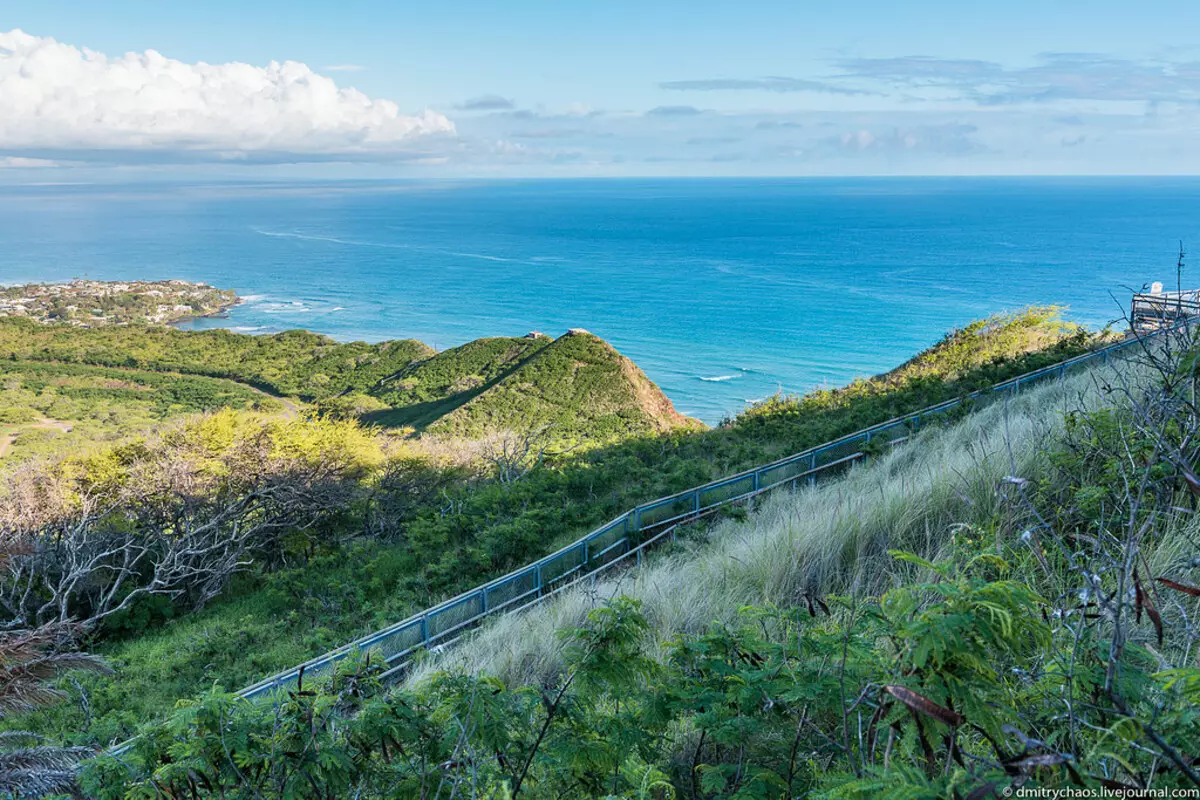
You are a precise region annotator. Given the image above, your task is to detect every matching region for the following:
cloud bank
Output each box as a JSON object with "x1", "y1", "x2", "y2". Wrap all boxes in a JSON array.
[
  {"x1": 836, "y1": 53, "x2": 1200, "y2": 105},
  {"x1": 820, "y1": 123, "x2": 984, "y2": 157},
  {"x1": 660, "y1": 76, "x2": 869, "y2": 95},
  {"x1": 0, "y1": 29, "x2": 453, "y2": 162},
  {"x1": 645, "y1": 105, "x2": 707, "y2": 117},
  {"x1": 457, "y1": 94, "x2": 516, "y2": 111}
]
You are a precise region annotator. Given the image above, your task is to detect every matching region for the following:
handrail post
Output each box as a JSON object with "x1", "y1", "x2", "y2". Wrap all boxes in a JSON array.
[{"x1": 419, "y1": 616, "x2": 429, "y2": 647}]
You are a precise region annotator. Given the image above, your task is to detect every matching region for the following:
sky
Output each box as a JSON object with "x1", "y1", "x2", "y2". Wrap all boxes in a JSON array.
[{"x1": 4, "y1": 0, "x2": 1200, "y2": 179}]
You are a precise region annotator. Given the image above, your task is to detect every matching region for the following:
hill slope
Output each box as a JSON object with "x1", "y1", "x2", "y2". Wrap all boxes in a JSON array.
[
  {"x1": 0, "y1": 318, "x2": 433, "y2": 399},
  {"x1": 0, "y1": 318, "x2": 700, "y2": 448},
  {"x1": 423, "y1": 329, "x2": 702, "y2": 443},
  {"x1": 6, "y1": 307, "x2": 1106, "y2": 753},
  {"x1": 75, "y1": 317, "x2": 1193, "y2": 800},
  {"x1": 0, "y1": 360, "x2": 281, "y2": 464},
  {"x1": 368, "y1": 334, "x2": 555, "y2": 429}
]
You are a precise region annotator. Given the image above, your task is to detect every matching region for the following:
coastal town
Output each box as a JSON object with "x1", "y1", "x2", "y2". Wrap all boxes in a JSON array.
[{"x1": 0, "y1": 279, "x2": 238, "y2": 326}]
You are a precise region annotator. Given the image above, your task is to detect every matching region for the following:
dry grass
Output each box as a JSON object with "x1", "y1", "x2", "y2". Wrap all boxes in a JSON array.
[{"x1": 410, "y1": 353, "x2": 1153, "y2": 689}]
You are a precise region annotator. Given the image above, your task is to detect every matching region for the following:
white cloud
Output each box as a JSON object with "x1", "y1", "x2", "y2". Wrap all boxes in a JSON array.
[
  {"x1": 322, "y1": 64, "x2": 366, "y2": 72},
  {"x1": 561, "y1": 102, "x2": 596, "y2": 117},
  {"x1": 0, "y1": 30, "x2": 453, "y2": 162},
  {"x1": 0, "y1": 156, "x2": 63, "y2": 168}
]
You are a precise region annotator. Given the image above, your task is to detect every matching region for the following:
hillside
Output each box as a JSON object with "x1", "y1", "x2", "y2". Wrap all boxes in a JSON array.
[
  {"x1": 368, "y1": 334, "x2": 555, "y2": 427},
  {"x1": 0, "y1": 318, "x2": 433, "y2": 399},
  {"x1": 0, "y1": 360, "x2": 281, "y2": 463},
  {"x1": 81, "y1": 325, "x2": 1200, "y2": 799},
  {"x1": 419, "y1": 329, "x2": 702, "y2": 442},
  {"x1": 880, "y1": 304, "x2": 1092, "y2": 382},
  {"x1": 0, "y1": 319, "x2": 699, "y2": 449},
  {"x1": 4, "y1": 307, "x2": 1111, "y2": 760},
  {"x1": 1, "y1": 310, "x2": 1084, "y2": 460},
  {"x1": 395, "y1": 332, "x2": 1197, "y2": 799},
  {"x1": 736, "y1": 306, "x2": 1096, "y2": 436}
]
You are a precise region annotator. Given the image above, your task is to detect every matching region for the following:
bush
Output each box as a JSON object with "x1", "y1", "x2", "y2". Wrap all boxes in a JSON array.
[{"x1": 0, "y1": 406, "x2": 38, "y2": 425}]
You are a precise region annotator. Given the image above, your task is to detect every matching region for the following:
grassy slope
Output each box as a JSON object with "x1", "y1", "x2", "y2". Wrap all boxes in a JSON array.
[
  {"x1": 390, "y1": 342, "x2": 1200, "y2": 800},
  {"x1": 0, "y1": 318, "x2": 432, "y2": 399},
  {"x1": 16, "y1": 307, "x2": 1107, "y2": 747},
  {"x1": 0, "y1": 321, "x2": 695, "y2": 445},
  {"x1": 367, "y1": 335, "x2": 554, "y2": 429},
  {"x1": 0, "y1": 361, "x2": 278, "y2": 463},
  {"x1": 432, "y1": 354, "x2": 1132, "y2": 685},
  {"x1": 425, "y1": 330, "x2": 703, "y2": 443},
  {"x1": 88, "y1": 340, "x2": 1200, "y2": 799}
]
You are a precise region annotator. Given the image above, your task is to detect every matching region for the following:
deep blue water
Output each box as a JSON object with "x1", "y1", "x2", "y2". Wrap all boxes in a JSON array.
[{"x1": 2, "y1": 177, "x2": 1198, "y2": 423}]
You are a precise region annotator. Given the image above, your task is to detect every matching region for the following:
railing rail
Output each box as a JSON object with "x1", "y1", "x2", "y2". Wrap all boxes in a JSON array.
[
  {"x1": 1132, "y1": 291, "x2": 1200, "y2": 330},
  {"x1": 228, "y1": 332, "x2": 1155, "y2": 698},
  {"x1": 109, "y1": 325, "x2": 1166, "y2": 756}
]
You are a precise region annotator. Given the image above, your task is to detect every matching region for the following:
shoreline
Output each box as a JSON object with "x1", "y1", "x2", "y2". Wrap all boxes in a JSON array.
[{"x1": 168, "y1": 295, "x2": 244, "y2": 327}]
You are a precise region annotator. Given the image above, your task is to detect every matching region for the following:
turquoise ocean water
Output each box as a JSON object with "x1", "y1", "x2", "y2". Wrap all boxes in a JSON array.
[{"x1": 3, "y1": 177, "x2": 1199, "y2": 423}]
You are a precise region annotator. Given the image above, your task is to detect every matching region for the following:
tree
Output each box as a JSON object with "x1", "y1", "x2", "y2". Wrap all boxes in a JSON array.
[
  {"x1": 0, "y1": 411, "x2": 381, "y2": 629},
  {"x1": 478, "y1": 424, "x2": 566, "y2": 485},
  {"x1": 0, "y1": 543, "x2": 108, "y2": 798}
]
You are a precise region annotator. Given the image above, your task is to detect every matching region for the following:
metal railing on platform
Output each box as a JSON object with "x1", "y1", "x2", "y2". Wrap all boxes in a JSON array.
[
  {"x1": 109, "y1": 326, "x2": 1161, "y2": 756},
  {"x1": 1132, "y1": 290, "x2": 1200, "y2": 330}
]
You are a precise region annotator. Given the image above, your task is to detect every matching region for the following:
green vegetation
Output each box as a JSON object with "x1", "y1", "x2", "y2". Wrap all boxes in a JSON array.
[
  {"x1": 80, "y1": 337, "x2": 1200, "y2": 798},
  {"x1": 0, "y1": 318, "x2": 432, "y2": 399},
  {"x1": 415, "y1": 330, "x2": 702, "y2": 443},
  {"x1": 443, "y1": 340, "x2": 1125, "y2": 684},
  {"x1": 0, "y1": 360, "x2": 278, "y2": 462},
  {"x1": 2, "y1": 307, "x2": 1109, "y2": 756},
  {"x1": 372, "y1": 335, "x2": 553, "y2": 412},
  {"x1": 0, "y1": 320, "x2": 693, "y2": 447},
  {"x1": 738, "y1": 304, "x2": 1099, "y2": 427},
  {"x1": 1, "y1": 308, "x2": 1085, "y2": 462}
]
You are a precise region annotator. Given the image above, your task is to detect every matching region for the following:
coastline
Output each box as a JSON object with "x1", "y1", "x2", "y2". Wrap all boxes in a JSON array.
[{"x1": 168, "y1": 294, "x2": 243, "y2": 327}]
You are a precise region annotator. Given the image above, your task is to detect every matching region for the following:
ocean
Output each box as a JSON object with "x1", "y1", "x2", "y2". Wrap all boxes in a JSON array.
[{"x1": 2, "y1": 177, "x2": 1198, "y2": 424}]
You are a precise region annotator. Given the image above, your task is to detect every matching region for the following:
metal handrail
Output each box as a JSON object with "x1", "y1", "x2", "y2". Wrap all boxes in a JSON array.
[
  {"x1": 239, "y1": 336, "x2": 1146, "y2": 691},
  {"x1": 108, "y1": 326, "x2": 1160, "y2": 756}
]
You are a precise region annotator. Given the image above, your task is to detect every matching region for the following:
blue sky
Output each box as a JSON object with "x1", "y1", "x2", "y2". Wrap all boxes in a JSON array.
[{"x1": 4, "y1": 1, "x2": 1200, "y2": 178}]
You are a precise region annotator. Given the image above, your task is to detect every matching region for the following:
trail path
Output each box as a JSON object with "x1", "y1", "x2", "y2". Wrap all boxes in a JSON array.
[
  {"x1": 264, "y1": 392, "x2": 300, "y2": 419},
  {"x1": 0, "y1": 417, "x2": 74, "y2": 458}
]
